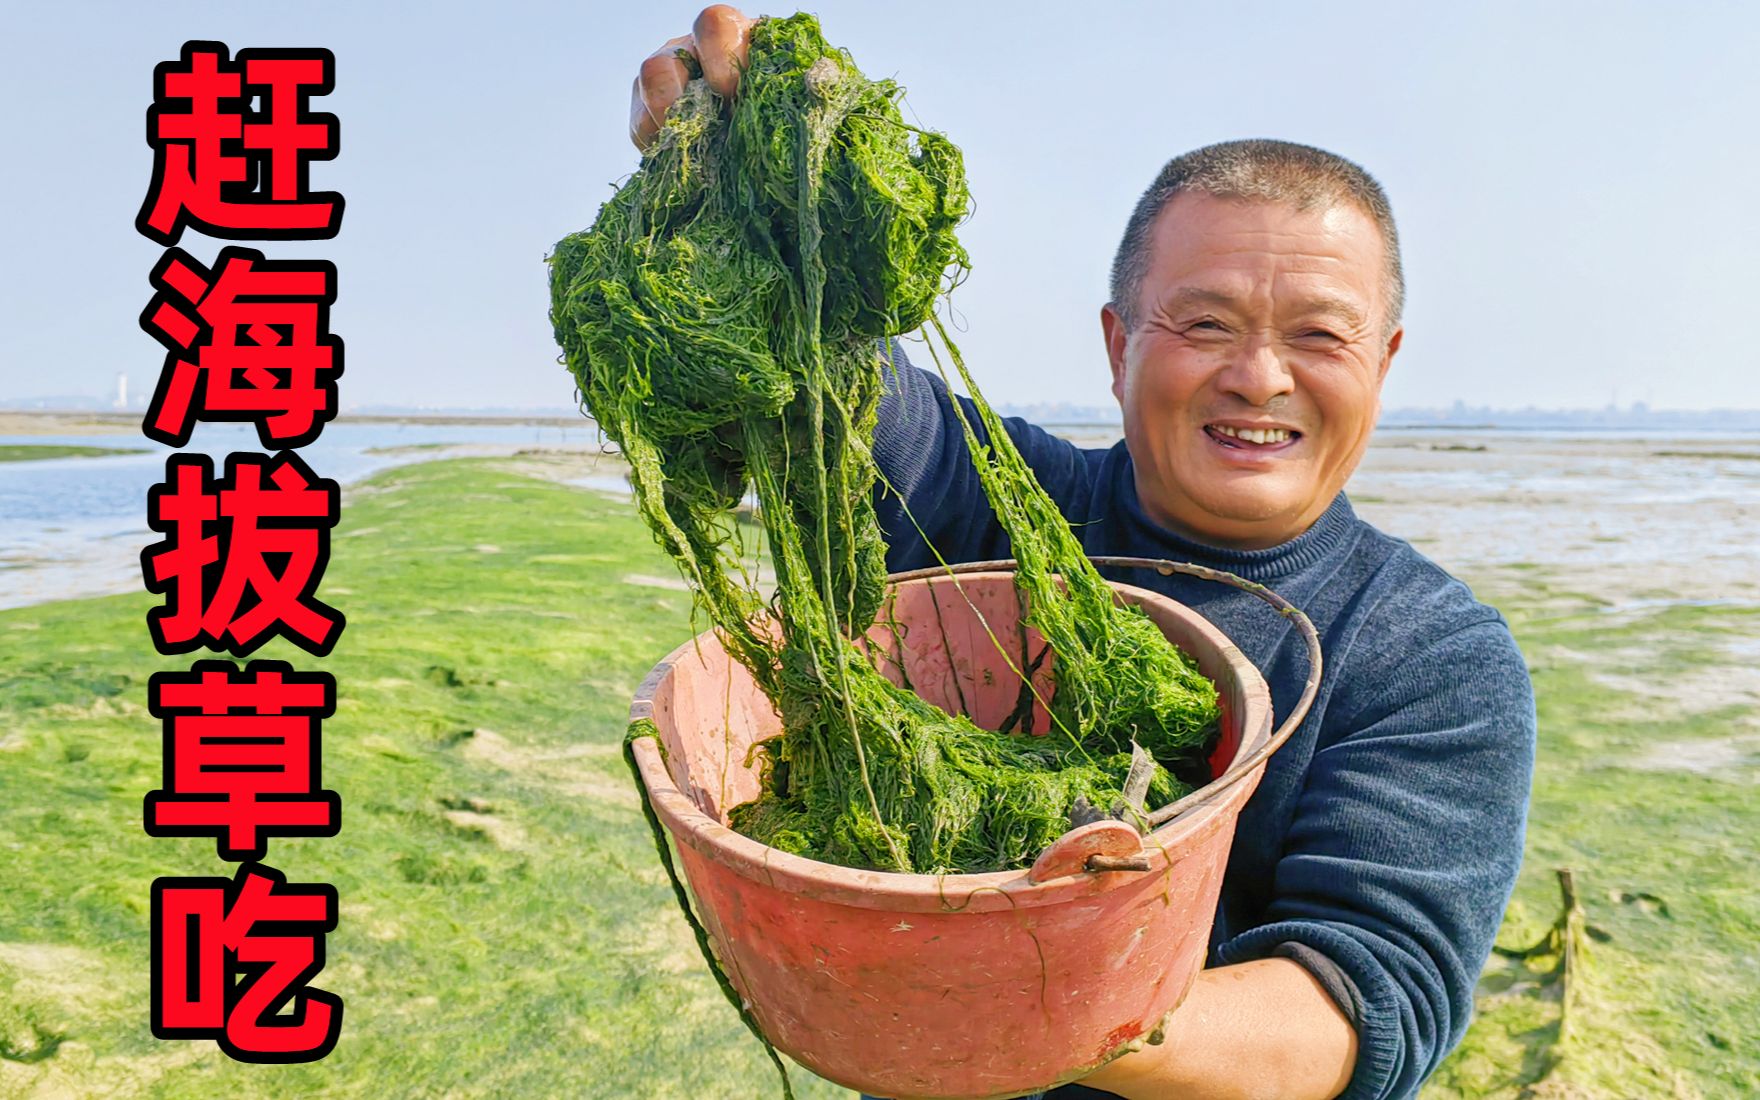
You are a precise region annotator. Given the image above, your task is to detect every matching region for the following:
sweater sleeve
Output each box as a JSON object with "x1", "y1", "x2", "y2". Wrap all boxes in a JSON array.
[
  {"x1": 1213, "y1": 618, "x2": 1536, "y2": 1100},
  {"x1": 870, "y1": 339, "x2": 1095, "y2": 573}
]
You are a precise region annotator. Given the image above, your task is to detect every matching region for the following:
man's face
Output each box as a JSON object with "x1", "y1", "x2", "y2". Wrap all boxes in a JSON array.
[{"x1": 1103, "y1": 192, "x2": 1402, "y2": 550}]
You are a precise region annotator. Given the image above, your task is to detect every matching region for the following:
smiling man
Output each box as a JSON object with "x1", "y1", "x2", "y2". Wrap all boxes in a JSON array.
[
  {"x1": 866, "y1": 145, "x2": 1534, "y2": 1100},
  {"x1": 1104, "y1": 177, "x2": 1400, "y2": 552},
  {"x1": 631, "y1": 12, "x2": 1537, "y2": 1100}
]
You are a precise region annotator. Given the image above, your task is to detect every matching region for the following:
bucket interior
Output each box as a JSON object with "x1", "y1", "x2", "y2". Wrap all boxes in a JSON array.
[{"x1": 644, "y1": 572, "x2": 1253, "y2": 825}]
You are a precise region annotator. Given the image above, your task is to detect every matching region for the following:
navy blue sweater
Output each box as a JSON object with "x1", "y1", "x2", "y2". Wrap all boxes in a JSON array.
[{"x1": 870, "y1": 344, "x2": 1536, "y2": 1100}]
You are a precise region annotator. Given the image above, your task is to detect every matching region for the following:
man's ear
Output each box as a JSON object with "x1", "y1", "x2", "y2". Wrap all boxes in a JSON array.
[
  {"x1": 1101, "y1": 303, "x2": 1130, "y2": 404},
  {"x1": 1378, "y1": 326, "x2": 1404, "y2": 385}
]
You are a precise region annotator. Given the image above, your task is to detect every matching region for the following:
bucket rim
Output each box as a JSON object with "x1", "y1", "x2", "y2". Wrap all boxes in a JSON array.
[{"x1": 627, "y1": 570, "x2": 1274, "y2": 914}]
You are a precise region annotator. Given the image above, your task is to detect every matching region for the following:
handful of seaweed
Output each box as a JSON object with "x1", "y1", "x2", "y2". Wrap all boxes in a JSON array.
[{"x1": 548, "y1": 14, "x2": 1219, "y2": 876}]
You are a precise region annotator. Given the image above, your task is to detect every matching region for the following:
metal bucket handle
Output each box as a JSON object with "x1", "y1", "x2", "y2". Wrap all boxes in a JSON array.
[{"x1": 886, "y1": 556, "x2": 1323, "y2": 857}]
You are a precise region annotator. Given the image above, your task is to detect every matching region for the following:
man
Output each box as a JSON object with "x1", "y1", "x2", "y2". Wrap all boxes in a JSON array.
[{"x1": 629, "y1": 9, "x2": 1536, "y2": 1099}]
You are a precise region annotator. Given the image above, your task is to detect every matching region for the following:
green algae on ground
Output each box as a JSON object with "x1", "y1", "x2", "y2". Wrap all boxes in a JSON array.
[
  {"x1": 1424, "y1": 579, "x2": 1760, "y2": 1098},
  {"x1": 0, "y1": 444, "x2": 149, "y2": 462},
  {"x1": 547, "y1": 12, "x2": 1217, "y2": 880},
  {"x1": 0, "y1": 457, "x2": 847, "y2": 1099}
]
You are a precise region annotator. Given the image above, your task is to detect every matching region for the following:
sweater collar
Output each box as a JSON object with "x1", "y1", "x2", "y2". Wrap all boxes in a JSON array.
[{"x1": 1111, "y1": 444, "x2": 1361, "y2": 582}]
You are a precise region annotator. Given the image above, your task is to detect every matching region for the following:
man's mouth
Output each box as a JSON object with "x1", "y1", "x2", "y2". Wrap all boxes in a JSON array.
[{"x1": 1203, "y1": 423, "x2": 1302, "y2": 451}]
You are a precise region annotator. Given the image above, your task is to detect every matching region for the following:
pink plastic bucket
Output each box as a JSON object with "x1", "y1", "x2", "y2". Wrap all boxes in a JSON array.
[{"x1": 628, "y1": 566, "x2": 1309, "y2": 1099}]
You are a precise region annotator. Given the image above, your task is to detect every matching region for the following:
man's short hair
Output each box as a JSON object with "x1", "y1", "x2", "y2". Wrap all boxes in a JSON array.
[{"x1": 1108, "y1": 139, "x2": 1404, "y2": 339}]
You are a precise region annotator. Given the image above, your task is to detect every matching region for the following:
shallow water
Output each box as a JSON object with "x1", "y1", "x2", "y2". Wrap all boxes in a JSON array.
[
  {"x1": 4, "y1": 421, "x2": 1757, "y2": 613},
  {"x1": 0, "y1": 420, "x2": 601, "y2": 608}
]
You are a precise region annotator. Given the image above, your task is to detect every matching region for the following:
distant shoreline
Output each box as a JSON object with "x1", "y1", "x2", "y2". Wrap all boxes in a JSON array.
[{"x1": 0, "y1": 409, "x2": 599, "y2": 436}]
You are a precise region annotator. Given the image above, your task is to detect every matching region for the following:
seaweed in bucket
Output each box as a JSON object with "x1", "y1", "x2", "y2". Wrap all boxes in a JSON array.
[{"x1": 548, "y1": 13, "x2": 1220, "y2": 879}]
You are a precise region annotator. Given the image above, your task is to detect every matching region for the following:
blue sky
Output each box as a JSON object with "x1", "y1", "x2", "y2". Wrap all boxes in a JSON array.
[{"x1": 4, "y1": 1, "x2": 1757, "y2": 411}]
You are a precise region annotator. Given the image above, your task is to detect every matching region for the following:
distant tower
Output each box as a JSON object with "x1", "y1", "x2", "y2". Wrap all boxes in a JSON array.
[{"x1": 115, "y1": 372, "x2": 128, "y2": 410}]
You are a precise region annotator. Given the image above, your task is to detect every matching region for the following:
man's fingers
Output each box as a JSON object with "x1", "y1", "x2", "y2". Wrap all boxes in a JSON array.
[
  {"x1": 630, "y1": 34, "x2": 694, "y2": 150},
  {"x1": 693, "y1": 5, "x2": 753, "y2": 97},
  {"x1": 628, "y1": 75, "x2": 656, "y2": 148},
  {"x1": 628, "y1": 9, "x2": 752, "y2": 151}
]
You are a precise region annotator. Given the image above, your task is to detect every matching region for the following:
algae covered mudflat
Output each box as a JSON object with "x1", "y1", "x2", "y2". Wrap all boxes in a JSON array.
[
  {"x1": 0, "y1": 456, "x2": 845, "y2": 1098},
  {"x1": 1349, "y1": 431, "x2": 1760, "y2": 1098},
  {"x1": 0, "y1": 444, "x2": 149, "y2": 463},
  {"x1": 0, "y1": 444, "x2": 1755, "y2": 1097}
]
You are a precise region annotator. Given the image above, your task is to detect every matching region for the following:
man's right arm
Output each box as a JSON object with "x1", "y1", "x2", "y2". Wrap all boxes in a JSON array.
[
  {"x1": 871, "y1": 339, "x2": 1004, "y2": 571},
  {"x1": 873, "y1": 339, "x2": 1095, "y2": 573}
]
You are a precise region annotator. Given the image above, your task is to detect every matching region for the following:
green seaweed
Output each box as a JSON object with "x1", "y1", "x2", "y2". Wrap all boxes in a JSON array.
[{"x1": 548, "y1": 13, "x2": 1218, "y2": 880}]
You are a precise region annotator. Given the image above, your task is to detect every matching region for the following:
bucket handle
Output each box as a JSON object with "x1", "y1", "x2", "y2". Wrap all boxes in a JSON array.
[{"x1": 886, "y1": 556, "x2": 1323, "y2": 861}]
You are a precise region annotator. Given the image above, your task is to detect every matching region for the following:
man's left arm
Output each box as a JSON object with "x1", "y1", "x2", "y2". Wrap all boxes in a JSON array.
[{"x1": 1082, "y1": 617, "x2": 1537, "y2": 1100}]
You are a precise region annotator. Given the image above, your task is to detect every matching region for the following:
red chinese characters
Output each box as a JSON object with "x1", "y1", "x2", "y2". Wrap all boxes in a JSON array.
[
  {"x1": 146, "y1": 661, "x2": 340, "y2": 860},
  {"x1": 143, "y1": 452, "x2": 343, "y2": 656},
  {"x1": 139, "y1": 38, "x2": 346, "y2": 1065},
  {"x1": 141, "y1": 247, "x2": 341, "y2": 448},
  {"x1": 152, "y1": 864, "x2": 343, "y2": 1061},
  {"x1": 138, "y1": 42, "x2": 343, "y2": 245}
]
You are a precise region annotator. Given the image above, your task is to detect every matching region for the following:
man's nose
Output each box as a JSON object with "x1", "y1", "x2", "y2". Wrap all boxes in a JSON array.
[{"x1": 1217, "y1": 336, "x2": 1295, "y2": 406}]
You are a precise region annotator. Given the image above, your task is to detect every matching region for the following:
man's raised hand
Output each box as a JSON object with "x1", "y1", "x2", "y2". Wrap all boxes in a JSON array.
[{"x1": 629, "y1": 5, "x2": 754, "y2": 149}]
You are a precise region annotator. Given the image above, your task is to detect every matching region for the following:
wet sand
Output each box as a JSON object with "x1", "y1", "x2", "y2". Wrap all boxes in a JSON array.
[{"x1": 1349, "y1": 431, "x2": 1760, "y2": 611}]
